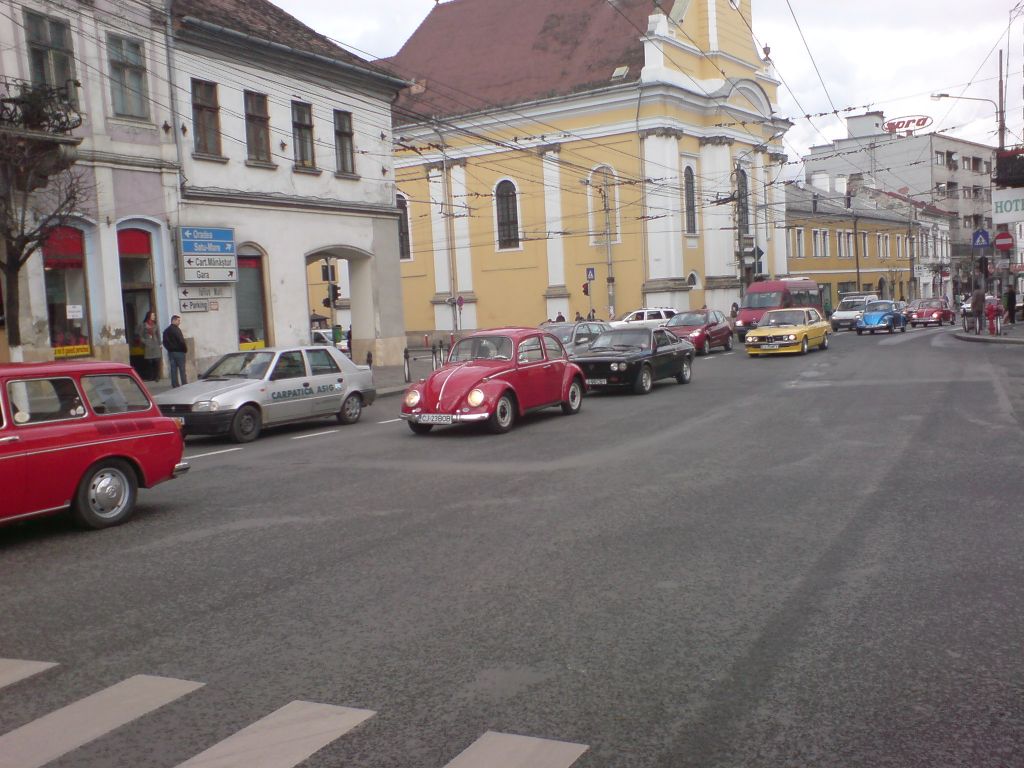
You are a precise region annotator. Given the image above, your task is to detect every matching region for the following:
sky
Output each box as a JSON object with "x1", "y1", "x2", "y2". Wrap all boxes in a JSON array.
[{"x1": 273, "y1": 0, "x2": 1020, "y2": 169}]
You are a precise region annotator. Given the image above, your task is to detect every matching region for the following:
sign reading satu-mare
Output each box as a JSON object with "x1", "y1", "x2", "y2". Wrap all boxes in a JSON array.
[{"x1": 178, "y1": 227, "x2": 237, "y2": 283}]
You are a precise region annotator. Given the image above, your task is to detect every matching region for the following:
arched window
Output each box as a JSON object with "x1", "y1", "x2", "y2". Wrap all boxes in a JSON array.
[
  {"x1": 590, "y1": 166, "x2": 619, "y2": 243},
  {"x1": 686, "y1": 271, "x2": 699, "y2": 287},
  {"x1": 495, "y1": 180, "x2": 519, "y2": 249},
  {"x1": 396, "y1": 194, "x2": 411, "y2": 261},
  {"x1": 735, "y1": 168, "x2": 749, "y2": 235},
  {"x1": 684, "y1": 167, "x2": 697, "y2": 234}
]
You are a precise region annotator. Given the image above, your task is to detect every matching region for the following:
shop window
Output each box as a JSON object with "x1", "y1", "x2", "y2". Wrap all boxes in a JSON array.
[
  {"x1": 118, "y1": 228, "x2": 154, "y2": 368},
  {"x1": 237, "y1": 250, "x2": 267, "y2": 349},
  {"x1": 43, "y1": 226, "x2": 91, "y2": 358}
]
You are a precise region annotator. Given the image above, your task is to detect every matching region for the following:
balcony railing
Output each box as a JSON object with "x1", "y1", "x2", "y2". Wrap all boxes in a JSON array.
[{"x1": 0, "y1": 77, "x2": 81, "y2": 135}]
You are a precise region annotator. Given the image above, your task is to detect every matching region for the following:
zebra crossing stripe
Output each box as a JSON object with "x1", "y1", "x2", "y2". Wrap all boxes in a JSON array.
[
  {"x1": 0, "y1": 674, "x2": 203, "y2": 768},
  {"x1": 442, "y1": 731, "x2": 588, "y2": 768},
  {"x1": 0, "y1": 660, "x2": 57, "y2": 692},
  {"x1": 173, "y1": 700, "x2": 375, "y2": 768}
]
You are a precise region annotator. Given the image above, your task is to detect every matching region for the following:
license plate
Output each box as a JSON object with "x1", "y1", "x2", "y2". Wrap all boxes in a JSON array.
[
  {"x1": 585, "y1": 378, "x2": 607, "y2": 385},
  {"x1": 172, "y1": 417, "x2": 185, "y2": 428},
  {"x1": 419, "y1": 414, "x2": 453, "y2": 425},
  {"x1": 760, "y1": 344, "x2": 779, "y2": 350}
]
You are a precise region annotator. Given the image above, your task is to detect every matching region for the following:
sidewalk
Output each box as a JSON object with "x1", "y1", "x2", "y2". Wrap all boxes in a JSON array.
[
  {"x1": 147, "y1": 348, "x2": 437, "y2": 398},
  {"x1": 952, "y1": 316, "x2": 1024, "y2": 345}
]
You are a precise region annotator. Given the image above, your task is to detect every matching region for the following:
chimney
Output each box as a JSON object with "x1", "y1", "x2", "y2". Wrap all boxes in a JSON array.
[{"x1": 810, "y1": 172, "x2": 830, "y2": 193}]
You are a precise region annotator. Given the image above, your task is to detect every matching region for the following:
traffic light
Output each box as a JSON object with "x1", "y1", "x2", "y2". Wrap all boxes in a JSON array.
[
  {"x1": 582, "y1": 282, "x2": 589, "y2": 296},
  {"x1": 321, "y1": 297, "x2": 330, "y2": 308},
  {"x1": 329, "y1": 284, "x2": 341, "y2": 304}
]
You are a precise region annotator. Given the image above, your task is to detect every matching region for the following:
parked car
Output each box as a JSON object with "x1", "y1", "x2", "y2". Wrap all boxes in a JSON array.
[
  {"x1": 744, "y1": 308, "x2": 830, "y2": 356},
  {"x1": 571, "y1": 327, "x2": 694, "y2": 394},
  {"x1": 856, "y1": 300, "x2": 908, "y2": 334},
  {"x1": 663, "y1": 309, "x2": 733, "y2": 354},
  {"x1": 609, "y1": 307, "x2": 678, "y2": 329},
  {"x1": 400, "y1": 327, "x2": 584, "y2": 434},
  {"x1": 907, "y1": 298, "x2": 954, "y2": 327},
  {"x1": 311, "y1": 327, "x2": 349, "y2": 353},
  {"x1": 541, "y1": 320, "x2": 612, "y2": 355},
  {"x1": 154, "y1": 346, "x2": 375, "y2": 442},
  {"x1": 830, "y1": 296, "x2": 871, "y2": 331},
  {"x1": 0, "y1": 361, "x2": 188, "y2": 529}
]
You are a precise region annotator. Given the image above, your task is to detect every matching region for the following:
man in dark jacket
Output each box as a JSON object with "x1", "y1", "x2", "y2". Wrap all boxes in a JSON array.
[
  {"x1": 162, "y1": 315, "x2": 188, "y2": 387},
  {"x1": 1006, "y1": 284, "x2": 1017, "y2": 324}
]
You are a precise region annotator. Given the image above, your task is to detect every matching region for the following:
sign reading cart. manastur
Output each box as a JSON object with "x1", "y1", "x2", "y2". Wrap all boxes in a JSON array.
[{"x1": 178, "y1": 227, "x2": 238, "y2": 283}]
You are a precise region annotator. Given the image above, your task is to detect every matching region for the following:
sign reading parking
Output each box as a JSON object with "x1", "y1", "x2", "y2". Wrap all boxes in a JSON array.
[
  {"x1": 178, "y1": 227, "x2": 238, "y2": 283},
  {"x1": 972, "y1": 229, "x2": 990, "y2": 248}
]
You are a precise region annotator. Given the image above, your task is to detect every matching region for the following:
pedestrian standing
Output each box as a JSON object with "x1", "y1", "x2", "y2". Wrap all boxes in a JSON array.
[
  {"x1": 138, "y1": 310, "x2": 161, "y2": 381},
  {"x1": 555, "y1": 311, "x2": 566, "y2": 322},
  {"x1": 162, "y1": 315, "x2": 188, "y2": 387},
  {"x1": 970, "y1": 286, "x2": 986, "y2": 335},
  {"x1": 574, "y1": 311, "x2": 583, "y2": 322},
  {"x1": 1006, "y1": 284, "x2": 1017, "y2": 324},
  {"x1": 587, "y1": 308, "x2": 596, "y2": 321}
]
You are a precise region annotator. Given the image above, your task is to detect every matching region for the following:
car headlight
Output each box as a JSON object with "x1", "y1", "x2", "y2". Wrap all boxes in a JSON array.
[
  {"x1": 466, "y1": 388, "x2": 485, "y2": 407},
  {"x1": 688, "y1": 330, "x2": 702, "y2": 338},
  {"x1": 736, "y1": 320, "x2": 745, "y2": 327},
  {"x1": 788, "y1": 334, "x2": 796, "y2": 341},
  {"x1": 609, "y1": 362, "x2": 619, "y2": 371},
  {"x1": 932, "y1": 312, "x2": 939, "y2": 318},
  {"x1": 404, "y1": 389, "x2": 421, "y2": 407},
  {"x1": 192, "y1": 400, "x2": 219, "y2": 412},
  {"x1": 745, "y1": 335, "x2": 754, "y2": 343}
]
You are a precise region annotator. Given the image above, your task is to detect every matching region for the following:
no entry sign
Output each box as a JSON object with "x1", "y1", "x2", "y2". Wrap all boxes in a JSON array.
[{"x1": 994, "y1": 231, "x2": 1015, "y2": 251}]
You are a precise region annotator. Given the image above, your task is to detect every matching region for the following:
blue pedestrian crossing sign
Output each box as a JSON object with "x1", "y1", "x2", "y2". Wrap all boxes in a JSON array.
[
  {"x1": 972, "y1": 229, "x2": 990, "y2": 248},
  {"x1": 586, "y1": 267, "x2": 596, "y2": 281}
]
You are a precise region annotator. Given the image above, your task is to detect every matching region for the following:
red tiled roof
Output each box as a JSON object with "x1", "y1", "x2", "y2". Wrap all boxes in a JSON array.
[
  {"x1": 173, "y1": 0, "x2": 399, "y2": 80},
  {"x1": 387, "y1": 0, "x2": 653, "y2": 124}
]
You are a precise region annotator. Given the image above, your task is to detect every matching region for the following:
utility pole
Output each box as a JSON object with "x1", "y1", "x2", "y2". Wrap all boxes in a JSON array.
[
  {"x1": 600, "y1": 177, "x2": 615, "y2": 319},
  {"x1": 434, "y1": 125, "x2": 458, "y2": 331},
  {"x1": 853, "y1": 213, "x2": 861, "y2": 290}
]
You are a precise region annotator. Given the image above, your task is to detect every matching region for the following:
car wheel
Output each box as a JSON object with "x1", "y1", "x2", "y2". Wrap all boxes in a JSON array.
[
  {"x1": 633, "y1": 365, "x2": 653, "y2": 394},
  {"x1": 71, "y1": 459, "x2": 138, "y2": 529},
  {"x1": 725, "y1": 334, "x2": 733, "y2": 351},
  {"x1": 911, "y1": 323, "x2": 917, "y2": 328},
  {"x1": 821, "y1": 334, "x2": 829, "y2": 350},
  {"x1": 888, "y1": 322, "x2": 894, "y2": 334},
  {"x1": 856, "y1": 329, "x2": 863, "y2": 335},
  {"x1": 229, "y1": 404, "x2": 261, "y2": 443},
  {"x1": 487, "y1": 393, "x2": 516, "y2": 433},
  {"x1": 937, "y1": 317, "x2": 943, "y2": 326},
  {"x1": 561, "y1": 378, "x2": 583, "y2": 415},
  {"x1": 900, "y1": 323, "x2": 906, "y2": 333},
  {"x1": 337, "y1": 393, "x2": 363, "y2": 424},
  {"x1": 676, "y1": 358, "x2": 692, "y2": 384},
  {"x1": 700, "y1": 339, "x2": 710, "y2": 356},
  {"x1": 831, "y1": 323, "x2": 838, "y2": 332},
  {"x1": 800, "y1": 337, "x2": 809, "y2": 354},
  {"x1": 408, "y1": 422, "x2": 433, "y2": 435}
]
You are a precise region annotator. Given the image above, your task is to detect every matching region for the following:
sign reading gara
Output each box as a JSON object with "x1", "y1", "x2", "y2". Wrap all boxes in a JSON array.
[{"x1": 883, "y1": 115, "x2": 933, "y2": 133}]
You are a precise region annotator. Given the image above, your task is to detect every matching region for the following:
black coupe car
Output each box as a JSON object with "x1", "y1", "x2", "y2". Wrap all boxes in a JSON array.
[{"x1": 571, "y1": 327, "x2": 695, "y2": 394}]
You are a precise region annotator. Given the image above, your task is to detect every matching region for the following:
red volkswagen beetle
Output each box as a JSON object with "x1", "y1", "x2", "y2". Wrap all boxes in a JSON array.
[
  {"x1": 400, "y1": 327, "x2": 585, "y2": 434},
  {"x1": 0, "y1": 361, "x2": 188, "y2": 529}
]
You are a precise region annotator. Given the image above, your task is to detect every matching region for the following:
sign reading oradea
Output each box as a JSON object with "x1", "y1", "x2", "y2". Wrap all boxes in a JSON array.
[
  {"x1": 882, "y1": 115, "x2": 933, "y2": 133},
  {"x1": 178, "y1": 227, "x2": 238, "y2": 283},
  {"x1": 993, "y1": 188, "x2": 1024, "y2": 224}
]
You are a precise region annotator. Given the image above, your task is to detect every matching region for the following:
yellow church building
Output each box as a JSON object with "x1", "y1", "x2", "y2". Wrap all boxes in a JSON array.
[{"x1": 388, "y1": 0, "x2": 791, "y2": 335}]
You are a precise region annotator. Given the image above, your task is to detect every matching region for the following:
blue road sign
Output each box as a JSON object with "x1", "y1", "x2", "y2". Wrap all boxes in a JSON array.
[
  {"x1": 180, "y1": 227, "x2": 234, "y2": 243},
  {"x1": 972, "y1": 229, "x2": 990, "y2": 248},
  {"x1": 586, "y1": 267, "x2": 596, "y2": 281},
  {"x1": 181, "y1": 239, "x2": 235, "y2": 255}
]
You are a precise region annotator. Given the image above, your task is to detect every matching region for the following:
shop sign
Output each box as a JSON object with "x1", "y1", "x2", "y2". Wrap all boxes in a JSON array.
[
  {"x1": 882, "y1": 115, "x2": 933, "y2": 133},
  {"x1": 53, "y1": 344, "x2": 91, "y2": 358},
  {"x1": 65, "y1": 304, "x2": 83, "y2": 320},
  {"x1": 178, "y1": 227, "x2": 238, "y2": 283},
  {"x1": 993, "y1": 188, "x2": 1024, "y2": 224}
]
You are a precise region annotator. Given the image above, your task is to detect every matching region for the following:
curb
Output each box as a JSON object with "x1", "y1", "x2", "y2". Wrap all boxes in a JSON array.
[{"x1": 952, "y1": 331, "x2": 1024, "y2": 345}]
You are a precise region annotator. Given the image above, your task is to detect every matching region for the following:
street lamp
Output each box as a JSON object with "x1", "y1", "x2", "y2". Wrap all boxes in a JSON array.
[{"x1": 930, "y1": 92, "x2": 1003, "y2": 150}]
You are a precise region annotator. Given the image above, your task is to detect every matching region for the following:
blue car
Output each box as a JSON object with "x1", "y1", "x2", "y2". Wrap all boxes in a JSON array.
[{"x1": 855, "y1": 300, "x2": 908, "y2": 335}]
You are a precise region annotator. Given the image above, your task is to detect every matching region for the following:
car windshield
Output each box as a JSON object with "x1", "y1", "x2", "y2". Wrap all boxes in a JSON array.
[
  {"x1": 865, "y1": 302, "x2": 891, "y2": 312},
  {"x1": 449, "y1": 335, "x2": 514, "y2": 362},
  {"x1": 762, "y1": 310, "x2": 805, "y2": 327},
  {"x1": 590, "y1": 329, "x2": 650, "y2": 350},
  {"x1": 836, "y1": 299, "x2": 866, "y2": 311},
  {"x1": 742, "y1": 291, "x2": 782, "y2": 308},
  {"x1": 920, "y1": 300, "x2": 942, "y2": 308},
  {"x1": 543, "y1": 324, "x2": 575, "y2": 343},
  {"x1": 666, "y1": 312, "x2": 707, "y2": 327},
  {"x1": 203, "y1": 351, "x2": 274, "y2": 379}
]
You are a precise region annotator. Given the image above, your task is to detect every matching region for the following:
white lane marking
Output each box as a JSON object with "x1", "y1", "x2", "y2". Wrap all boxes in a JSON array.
[
  {"x1": 0, "y1": 660, "x2": 57, "y2": 692},
  {"x1": 175, "y1": 701, "x2": 374, "y2": 768},
  {"x1": 443, "y1": 731, "x2": 588, "y2": 768},
  {"x1": 185, "y1": 448, "x2": 244, "y2": 460},
  {"x1": 377, "y1": 418, "x2": 402, "y2": 424},
  {"x1": 0, "y1": 674, "x2": 203, "y2": 768},
  {"x1": 289, "y1": 430, "x2": 338, "y2": 441}
]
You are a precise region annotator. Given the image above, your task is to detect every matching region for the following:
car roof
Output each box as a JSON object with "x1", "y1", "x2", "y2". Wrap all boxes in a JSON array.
[
  {"x1": 466, "y1": 327, "x2": 548, "y2": 340},
  {"x1": 0, "y1": 361, "x2": 135, "y2": 377}
]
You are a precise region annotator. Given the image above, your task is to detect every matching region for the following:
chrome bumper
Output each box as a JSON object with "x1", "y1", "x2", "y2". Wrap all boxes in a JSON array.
[
  {"x1": 173, "y1": 461, "x2": 190, "y2": 477},
  {"x1": 400, "y1": 412, "x2": 490, "y2": 424}
]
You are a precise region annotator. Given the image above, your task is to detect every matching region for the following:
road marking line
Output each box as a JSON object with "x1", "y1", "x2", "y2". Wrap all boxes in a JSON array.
[
  {"x1": 442, "y1": 731, "x2": 588, "y2": 768},
  {"x1": 290, "y1": 430, "x2": 338, "y2": 441},
  {"x1": 377, "y1": 418, "x2": 402, "y2": 424},
  {"x1": 174, "y1": 701, "x2": 374, "y2": 768},
  {"x1": 0, "y1": 674, "x2": 203, "y2": 768},
  {"x1": 184, "y1": 448, "x2": 244, "y2": 460},
  {"x1": 0, "y1": 660, "x2": 57, "y2": 692}
]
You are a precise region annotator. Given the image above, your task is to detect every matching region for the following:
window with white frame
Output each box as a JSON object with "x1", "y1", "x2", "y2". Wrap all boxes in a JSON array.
[
  {"x1": 845, "y1": 231, "x2": 854, "y2": 258},
  {"x1": 792, "y1": 227, "x2": 805, "y2": 258},
  {"x1": 244, "y1": 91, "x2": 271, "y2": 163},
  {"x1": 823, "y1": 229, "x2": 831, "y2": 258},
  {"x1": 334, "y1": 110, "x2": 355, "y2": 175},
  {"x1": 860, "y1": 231, "x2": 868, "y2": 259},
  {"x1": 24, "y1": 11, "x2": 76, "y2": 105},
  {"x1": 191, "y1": 79, "x2": 220, "y2": 156},
  {"x1": 896, "y1": 235, "x2": 903, "y2": 260},
  {"x1": 883, "y1": 234, "x2": 890, "y2": 259},
  {"x1": 837, "y1": 230, "x2": 846, "y2": 259},
  {"x1": 495, "y1": 180, "x2": 520, "y2": 249},
  {"x1": 935, "y1": 151, "x2": 945, "y2": 166},
  {"x1": 291, "y1": 101, "x2": 315, "y2": 168},
  {"x1": 107, "y1": 34, "x2": 148, "y2": 118}
]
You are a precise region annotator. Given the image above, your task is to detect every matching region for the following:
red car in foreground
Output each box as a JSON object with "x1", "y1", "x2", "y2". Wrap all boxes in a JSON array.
[
  {"x1": 908, "y1": 298, "x2": 954, "y2": 327},
  {"x1": 400, "y1": 327, "x2": 585, "y2": 434},
  {"x1": 0, "y1": 361, "x2": 188, "y2": 529}
]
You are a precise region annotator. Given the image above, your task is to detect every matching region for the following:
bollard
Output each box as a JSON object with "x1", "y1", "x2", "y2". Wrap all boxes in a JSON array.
[
  {"x1": 403, "y1": 348, "x2": 411, "y2": 383},
  {"x1": 366, "y1": 350, "x2": 373, "y2": 368},
  {"x1": 423, "y1": 333, "x2": 429, "y2": 348},
  {"x1": 449, "y1": 332, "x2": 455, "y2": 349}
]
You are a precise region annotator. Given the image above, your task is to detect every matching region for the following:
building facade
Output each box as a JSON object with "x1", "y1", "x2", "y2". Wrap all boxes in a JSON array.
[
  {"x1": 388, "y1": 0, "x2": 790, "y2": 336},
  {"x1": 0, "y1": 0, "x2": 408, "y2": 368}
]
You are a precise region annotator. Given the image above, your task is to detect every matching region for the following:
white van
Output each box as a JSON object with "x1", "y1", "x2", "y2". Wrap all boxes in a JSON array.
[{"x1": 830, "y1": 295, "x2": 876, "y2": 331}]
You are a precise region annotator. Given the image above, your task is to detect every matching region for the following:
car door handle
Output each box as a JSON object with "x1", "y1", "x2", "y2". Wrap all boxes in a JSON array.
[
  {"x1": 0, "y1": 435, "x2": 19, "y2": 443},
  {"x1": 543, "y1": 364, "x2": 552, "y2": 369}
]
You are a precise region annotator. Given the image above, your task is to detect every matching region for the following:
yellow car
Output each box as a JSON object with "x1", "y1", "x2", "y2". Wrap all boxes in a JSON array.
[{"x1": 744, "y1": 308, "x2": 831, "y2": 356}]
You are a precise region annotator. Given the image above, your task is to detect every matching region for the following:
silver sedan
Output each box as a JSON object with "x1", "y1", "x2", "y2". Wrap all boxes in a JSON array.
[{"x1": 154, "y1": 346, "x2": 375, "y2": 442}]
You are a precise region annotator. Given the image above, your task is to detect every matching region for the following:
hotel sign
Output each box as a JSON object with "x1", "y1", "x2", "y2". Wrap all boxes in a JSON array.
[{"x1": 993, "y1": 188, "x2": 1024, "y2": 225}]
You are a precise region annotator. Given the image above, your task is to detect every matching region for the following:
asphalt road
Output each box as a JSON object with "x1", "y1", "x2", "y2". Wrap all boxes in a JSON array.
[{"x1": 2, "y1": 326, "x2": 1023, "y2": 768}]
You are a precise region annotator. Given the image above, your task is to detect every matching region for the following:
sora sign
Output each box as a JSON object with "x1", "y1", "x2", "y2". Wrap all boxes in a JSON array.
[{"x1": 882, "y1": 115, "x2": 933, "y2": 133}]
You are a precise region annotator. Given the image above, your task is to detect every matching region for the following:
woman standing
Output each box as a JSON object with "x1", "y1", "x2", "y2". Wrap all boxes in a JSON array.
[{"x1": 139, "y1": 310, "x2": 162, "y2": 381}]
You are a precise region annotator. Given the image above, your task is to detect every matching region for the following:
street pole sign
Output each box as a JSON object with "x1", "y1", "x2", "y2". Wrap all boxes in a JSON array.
[
  {"x1": 178, "y1": 227, "x2": 238, "y2": 283},
  {"x1": 586, "y1": 267, "x2": 596, "y2": 281},
  {"x1": 972, "y1": 229, "x2": 990, "y2": 248},
  {"x1": 994, "y1": 231, "x2": 1015, "y2": 251}
]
